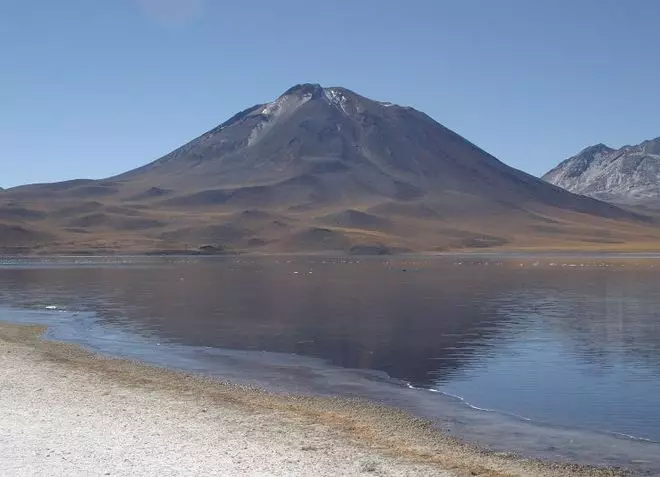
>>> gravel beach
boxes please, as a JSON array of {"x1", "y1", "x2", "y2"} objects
[{"x1": 0, "y1": 324, "x2": 624, "y2": 477}]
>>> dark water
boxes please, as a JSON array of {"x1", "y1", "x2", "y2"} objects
[{"x1": 1, "y1": 256, "x2": 660, "y2": 473}]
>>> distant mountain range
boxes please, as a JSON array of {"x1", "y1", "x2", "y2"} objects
[
  {"x1": 2, "y1": 84, "x2": 659, "y2": 254},
  {"x1": 543, "y1": 138, "x2": 660, "y2": 207}
]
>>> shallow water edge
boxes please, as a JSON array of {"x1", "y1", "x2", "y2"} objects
[
  {"x1": 1, "y1": 305, "x2": 659, "y2": 475},
  {"x1": 0, "y1": 320, "x2": 632, "y2": 477}
]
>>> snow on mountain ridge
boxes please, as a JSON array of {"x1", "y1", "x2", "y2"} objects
[
  {"x1": 323, "y1": 88, "x2": 351, "y2": 114},
  {"x1": 543, "y1": 137, "x2": 660, "y2": 204}
]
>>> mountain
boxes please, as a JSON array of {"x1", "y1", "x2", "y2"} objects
[
  {"x1": 3, "y1": 84, "x2": 660, "y2": 254},
  {"x1": 543, "y1": 138, "x2": 660, "y2": 206}
]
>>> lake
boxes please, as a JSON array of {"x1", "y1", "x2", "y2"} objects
[{"x1": 1, "y1": 255, "x2": 660, "y2": 473}]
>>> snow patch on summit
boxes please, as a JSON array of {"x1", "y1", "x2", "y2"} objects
[
  {"x1": 324, "y1": 88, "x2": 350, "y2": 114},
  {"x1": 261, "y1": 92, "x2": 313, "y2": 119},
  {"x1": 247, "y1": 91, "x2": 315, "y2": 147}
]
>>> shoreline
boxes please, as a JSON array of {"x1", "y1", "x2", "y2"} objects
[
  {"x1": 3, "y1": 251, "x2": 660, "y2": 264},
  {"x1": 0, "y1": 323, "x2": 624, "y2": 477},
  {"x1": 3, "y1": 249, "x2": 660, "y2": 259}
]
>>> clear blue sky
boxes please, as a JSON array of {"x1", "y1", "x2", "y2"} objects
[{"x1": 2, "y1": 0, "x2": 659, "y2": 188}]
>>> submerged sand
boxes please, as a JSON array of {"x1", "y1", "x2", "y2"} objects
[{"x1": 0, "y1": 324, "x2": 624, "y2": 477}]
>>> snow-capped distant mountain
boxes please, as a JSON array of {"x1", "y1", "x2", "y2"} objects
[{"x1": 543, "y1": 138, "x2": 660, "y2": 204}]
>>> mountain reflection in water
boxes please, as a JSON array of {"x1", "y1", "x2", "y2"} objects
[{"x1": 1, "y1": 256, "x2": 659, "y2": 442}]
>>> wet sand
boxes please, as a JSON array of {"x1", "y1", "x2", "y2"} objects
[{"x1": 0, "y1": 324, "x2": 624, "y2": 477}]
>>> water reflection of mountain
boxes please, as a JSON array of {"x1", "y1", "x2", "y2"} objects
[
  {"x1": 1, "y1": 259, "x2": 659, "y2": 387},
  {"x1": 502, "y1": 269, "x2": 660, "y2": 372},
  {"x1": 0, "y1": 259, "x2": 522, "y2": 386}
]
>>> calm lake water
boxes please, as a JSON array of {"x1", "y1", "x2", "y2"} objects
[{"x1": 1, "y1": 256, "x2": 660, "y2": 473}]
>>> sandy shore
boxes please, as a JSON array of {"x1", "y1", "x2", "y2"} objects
[{"x1": 0, "y1": 324, "x2": 624, "y2": 477}]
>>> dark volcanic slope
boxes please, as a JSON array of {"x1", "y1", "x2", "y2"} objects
[
  {"x1": 544, "y1": 138, "x2": 660, "y2": 206},
  {"x1": 111, "y1": 84, "x2": 633, "y2": 218},
  {"x1": 3, "y1": 84, "x2": 659, "y2": 254}
]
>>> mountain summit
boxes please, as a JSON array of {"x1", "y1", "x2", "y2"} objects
[
  {"x1": 112, "y1": 84, "x2": 638, "y2": 214},
  {"x1": 117, "y1": 81, "x2": 512, "y2": 204},
  {"x1": 2, "y1": 84, "x2": 659, "y2": 254},
  {"x1": 544, "y1": 138, "x2": 660, "y2": 205}
]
